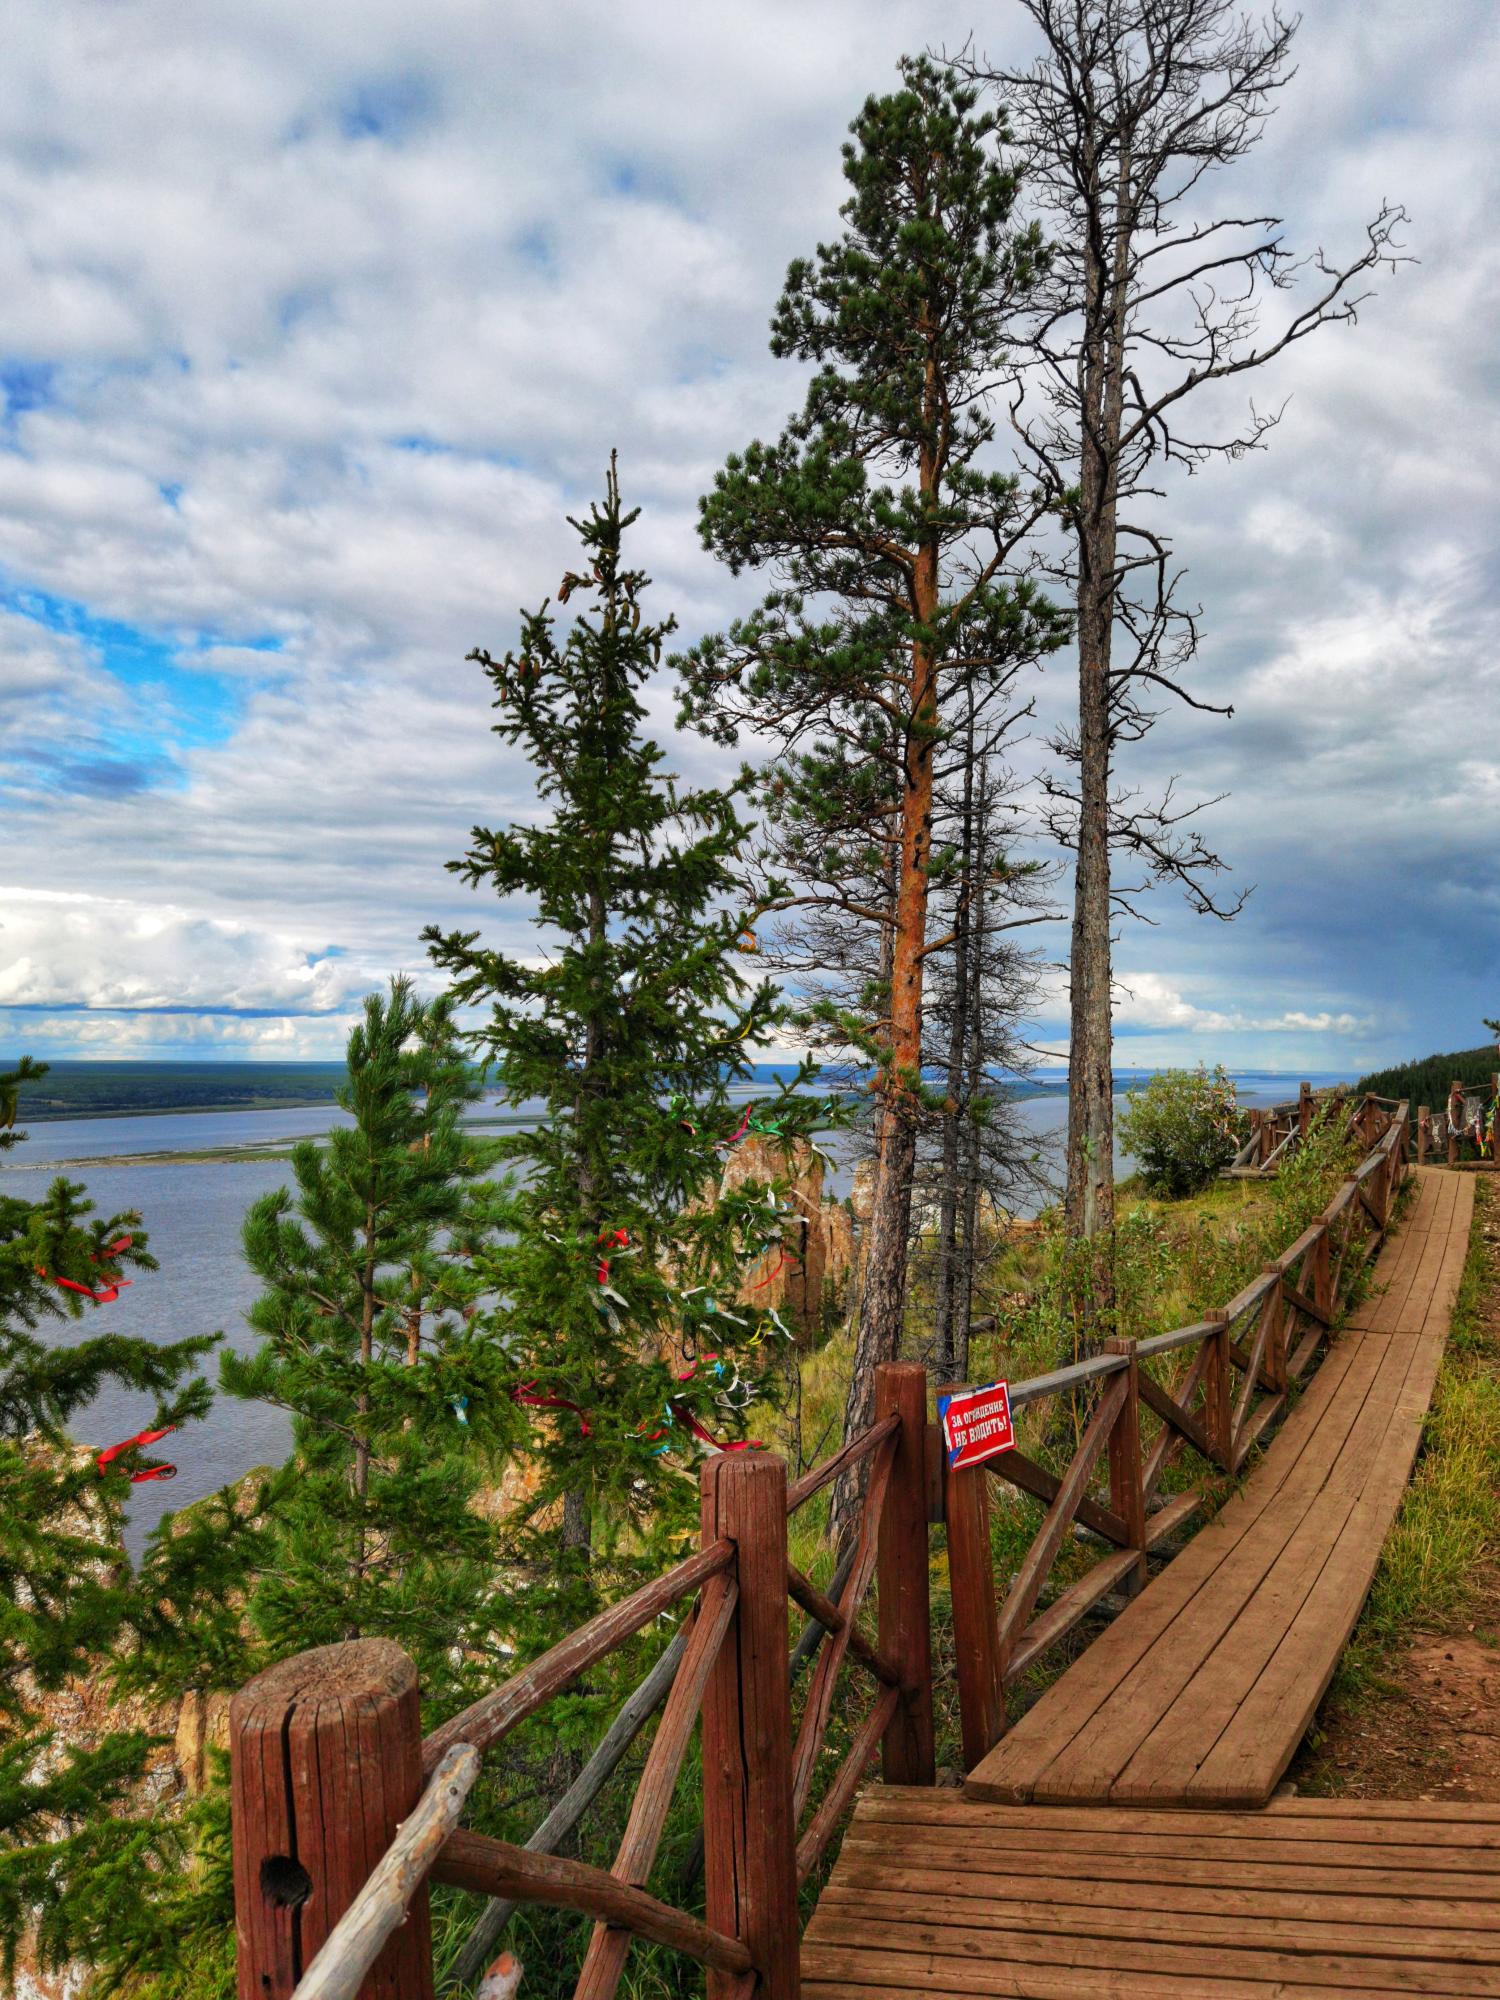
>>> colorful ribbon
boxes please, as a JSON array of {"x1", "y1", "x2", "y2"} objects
[{"x1": 96, "y1": 1423, "x2": 178, "y2": 1482}]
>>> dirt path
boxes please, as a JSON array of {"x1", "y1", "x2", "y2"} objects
[{"x1": 1291, "y1": 1177, "x2": 1500, "y2": 1802}]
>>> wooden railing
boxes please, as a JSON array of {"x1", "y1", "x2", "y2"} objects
[
  {"x1": 228, "y1": 1106, "x2": 1408, "y2": 2000},
  {"x1": 229, "y1": 1366, "x2": 933, "y2": 2000}
]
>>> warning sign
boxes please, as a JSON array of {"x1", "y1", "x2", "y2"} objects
[{"x1": 938, "y1": 1380, "x2": 1016, "y2": 1470}]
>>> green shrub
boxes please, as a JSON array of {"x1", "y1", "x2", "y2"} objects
[{"x1": 1118, "y1": 1065, "x2": 1244, "y2": 1198}]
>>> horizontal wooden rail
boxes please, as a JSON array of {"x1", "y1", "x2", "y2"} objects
[
  {"x1": 421, "y1": 1539, "x2": 734, "y2": 1773},
  {"x1": 785, "y1": 1411, "x2": 900, "y2": 1511},
  {"x1": 431, "y1": 1832, "x2": 754, "y2": 1976}
]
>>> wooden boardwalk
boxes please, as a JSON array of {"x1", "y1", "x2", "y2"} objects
[
  {"x1": 808, "y1": 1167, "x2": 1488, "y2": 1998},
  {"x1": 965, "y1": 1167, "x2": 1474, "y2": 1810},
  {"x1": 804, "y1": 1789, "x2": 1500, "y2": 1997}
]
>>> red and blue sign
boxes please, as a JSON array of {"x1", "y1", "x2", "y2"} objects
[{"x1": 938, "y1": 1380, "x2": 1016, "y2": 1470}]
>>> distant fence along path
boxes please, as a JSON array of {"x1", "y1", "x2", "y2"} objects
[{"x1": 225, "y1": 1094, "x2": 1487, "y2": 1999}]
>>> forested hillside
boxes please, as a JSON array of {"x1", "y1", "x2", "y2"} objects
[{"x1": 1356, "y1": 1044, "x2": 1499, "y2": 1104}]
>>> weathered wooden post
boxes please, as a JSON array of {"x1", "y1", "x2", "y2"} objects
[
  {"x1": 1448, "y1": 1079, "x2": 1462, "y2": 1167},
  {"x1": 1418, "y1": 1106, "x2": 1430, "y2": 1168},
  {"x1": 1311, "y1": 1223, "x2": 1333, "y2": 1326},
  {"x1": 1298, "y1": 1080, "x2": 1313, "y2": 1140},
  {"x1": 1104, "y1": 1338, "x2": 1147, "y2": 1594},
  {"x1": 1259, "y1": 1266, "x2": 1289, "y2": 1392},
  {"x1": 943, "y1": 1437, "x2": 1005, "y2": 1769},
  {"x1": 229, "y1": 1639, "x2": 434, "y2": 2000},
  {"x1": 1203, "y1": 1311, "x2": 1233, "y2": 1471},
  {"x1": 874, "y1": 1362, "x2": 935, "y2": 1785},
  {"x1": 700, "y1": 1452, "x2": 800, "y2": 2000}
]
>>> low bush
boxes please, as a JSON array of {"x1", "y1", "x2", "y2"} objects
[{"x1": 1118, "y1": 1065, "x2": 1245, "y2": 1198}]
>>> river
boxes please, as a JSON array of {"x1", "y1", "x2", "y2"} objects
[{"x1": 6, "y1": 1073, "x2": 1343, "y2": 1555}]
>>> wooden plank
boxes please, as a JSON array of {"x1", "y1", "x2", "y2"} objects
[
  {"x1": 824, "y1": 1852, "x2": 1500, "y2": 1930},
  {"x1": 857, "y1": 1789, "x2": 1500, "y2": 1847},
  {"x1": 831, "y1": 1834, "x2": 1500, "y2": 1900},
  {"x1": 803, "y1": 1913, "x2": 1500, "y2": 1996},
  {"x1": 839, "y1": 1818, "x2": 1500, "y2": 1875},
  {"x1": 801, "y1": 1939, "x2": 1445, "y2": 1998},
  {"x1": 813, "y1": 1885, "x2": 1500, "y2": 1963},
  {"x1": 1146, "y1": 1489, "x2": 1204, "y2": 1546}
]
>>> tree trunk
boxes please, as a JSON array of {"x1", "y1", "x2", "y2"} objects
[
  {"x1": 955, "y1": 758, "x2": 990, "y2": 1385},
  {"x1": 832, "y1": 530, "x2": 940, "y2": 1547},
  {"x1": 1064, "y1": 144, "x2": 1130, "y2": 1339},
  {"x1": 933, "y1": 720, "x2": 976, "y2": 1378}
]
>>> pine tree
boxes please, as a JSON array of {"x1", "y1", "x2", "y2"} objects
[
  {"x1": 0, "y1": 1056, "x2": 220, "y2": 1984},
  {"x1": 425, "y1": 458, "x2": 830, "y2": 1595},
  {"x1": 676, "y1": 58, "x2": 1064, "y2": 1504},
  {"x1": 220, "y1": 980, "x2": 520, "y2": 1709}
]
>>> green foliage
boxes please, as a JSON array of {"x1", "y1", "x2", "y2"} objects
[
  {"x1": 0, "y1": 1056, "x2": 232, "y2": 1988},
  {"x1": 1356, "y1": 1040, "x2": 1499, "y2": 1106},
  {"x1": 675, "y1": 57, "x2": 1065, "y2": 1087},
  {"x1": 426, "y1": 461, "x2": 836, "y2": 1595},
  {"x1": 1118, "y1": 1065, "x2": 1245, "y2": 1198},
  {"x1": 220, "y1": 980, "x2": 520, "y2": 1709}
]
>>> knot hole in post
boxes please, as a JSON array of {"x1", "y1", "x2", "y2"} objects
[{"x1": 260, "y1": 1853, "x2": 312, "y2": 1909}]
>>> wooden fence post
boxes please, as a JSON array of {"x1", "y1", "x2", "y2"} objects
[
  {"x1": 1203, "y1": 1312, "x2": 1233, "y2": 1471},
  {"x1": 1103, "y1": 1339, "x2": 1147, "y2": 1594},
  {"x1": 874, "y1": 1362, "x2": 935, "y2": 1785},
  {"x1": 700, "y1": 1453, "x2": 800, "y2": 2000},
  {"x1": 1418, "y1": 1106, "x2": 1429, "y2": 1168},
  {"x1": 1448, "y1": 1079, "x2": 1461, "y2": 1166},
  {"x1": 1312, "y1": 1224, "x2": 1333, "y2": 1326},
  {"x1": 229, "y1": 1639, "x2": 434, "y2": 2000},
  {"x1": 941, "y1": 1415, "x2": 1005, "y2": 1770},
  {"x1": 1298, "y1": 1081, "x2": 1313, "y2": 1140},
  {"x1": 1259, "y1": 1268, "x2": 1289, "y2": 1393}
]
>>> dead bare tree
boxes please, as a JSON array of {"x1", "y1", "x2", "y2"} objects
[{"x1": 955, "y1": 0, "x2": 1407, "y2": 1324}]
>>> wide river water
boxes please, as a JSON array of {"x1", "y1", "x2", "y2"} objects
[{"x1": 7, "y1": 1075, "x2": 1342, "y2": 1555}]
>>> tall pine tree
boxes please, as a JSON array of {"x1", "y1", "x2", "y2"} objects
[
  {"x1": 677, "y1": 59, "x2": 1064, "y2": 1509},
  {"x1": 426, "y1": 459, "x2": 830, "y2": 1593}
]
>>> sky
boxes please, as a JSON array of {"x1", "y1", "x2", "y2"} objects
[{"x1": 2, "y1": 0, "x2": 1497, "y2": 1078}]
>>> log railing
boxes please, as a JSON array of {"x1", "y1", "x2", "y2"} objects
[
  {"x1": 229, "y1": 1110, "x2": 1408, "y2": 1999},
  {"x1": 229, "y1": 1365, "x2": 933, "y2": 2000}
]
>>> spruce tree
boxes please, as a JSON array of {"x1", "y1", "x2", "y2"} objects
[
  {"x1": 676, "y1": 58, "x2": 1064, "y2": 1499},
  {"x1": 220, "y1": 980, "x2": 519, "y2": 1709},
  {"x1": 425, "y1": 458, "x2": 829, "y2": 1594},
  {"x1": 0, "y1": 1056, "x2": 220, "y2": 1984}
]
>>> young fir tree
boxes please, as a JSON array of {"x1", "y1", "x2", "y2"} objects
[
  {"x1": 220, "y1": 980, "x2": 520, "y2": 1710},
  {"x1": 676, "y1": 59, "x2": 1064, "y2": 1501},
  {"x1": 0, "y1": 1056, "x2": 220, "y2": 1984},
  {"x1": 425, "y1": 459, "x2": 829, "y2": 1594}
]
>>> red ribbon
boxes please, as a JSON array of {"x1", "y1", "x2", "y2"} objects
[
  {"x1": 39, "y1": 1234, "x2": 137, "y2": 1305},
  {"x1": 670, "y1": 1398, "x2": 762, "y2": 1453},
  {"x1": 719, "y1": 1108, "x2": 751, "y2": 1149},
  {"x1": 750, "y1": 1249, "x2": 798, "y2": 1291},
  {"x1": 511, "y1": 1382, "x2": 592, "y2": 1437},
  {"x1": 97, "y1": 1424, "x2": 178, "y2": 1482}
]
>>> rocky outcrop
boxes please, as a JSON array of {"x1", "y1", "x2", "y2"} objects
[{"x1": 721, "y1": 1134, "x2": 855, "y2": 1344}]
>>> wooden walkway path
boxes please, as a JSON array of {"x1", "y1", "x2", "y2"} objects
[
  {"x1": 809, "y1": 1166, "x2": 1487, "y2": 1997},
  {"x1": 965, "y1": 1166, "x2": 1474, "y2": 1810},
  {"x1": 805, "y1": 1789, "x2": 1500, "y2": 1997}
]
